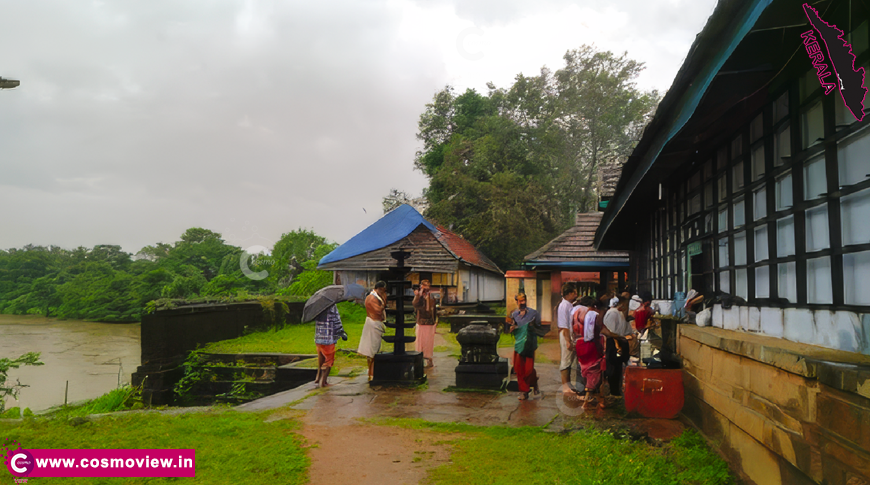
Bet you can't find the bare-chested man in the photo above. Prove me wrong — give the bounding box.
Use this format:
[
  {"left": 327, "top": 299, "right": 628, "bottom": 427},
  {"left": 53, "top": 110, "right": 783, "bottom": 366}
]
[{"left": 357, "top": 281, "right": 388, "bottom": 380}]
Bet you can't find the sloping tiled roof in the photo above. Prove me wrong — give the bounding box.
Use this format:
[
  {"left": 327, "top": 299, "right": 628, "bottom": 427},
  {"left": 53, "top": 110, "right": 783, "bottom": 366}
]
[
  {"left": 434, "top": 226, "right": 502, "bottom": 275},
  {"left": 318, "top": 204, "right": 502, "bottom": 275},
  {"left": 524, "top": 212, "right": 630, "bottom": 265}
]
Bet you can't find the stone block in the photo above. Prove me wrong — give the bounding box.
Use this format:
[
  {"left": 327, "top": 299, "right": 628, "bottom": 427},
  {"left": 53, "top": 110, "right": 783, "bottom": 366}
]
[
  {"left": 746, "top": 357, "right": 815, "bottom": 422},
  {"left": 784, "top": 308, "right": 816, "bottom": 346},
  {"left": 679, "top": 336, "right": 713, "bottom": 380},
  {"left": 728, "top": 421, "right": 784, "bottom": 485},
  {"left": 746, "top": 392, "right": 804, "bottom": 435},
  {"left": 747, "top": 307, "right": 761, "bottom": 332},
  {"left": 723, "top": 306, "right": 740, "bottom": 331},
  {"left": 816, "top": 392, "right": 870, "bottom": 452},
  {"left": 712, "top": 304, "right": 724, "bottom": 328},
  {"left": 763, "top": 420, "right": 799, "bottom": 465},
  {"left": 832, "top": 311, "right": 863, "bottom": 353},
  {"left": 818, "top": 433, "right": 870, "bottom": 483},
  {"left": 711, "top": 347, "right": 749, "bottom": 390},
  {"left": 760, "top": 307, "right": 784, "bottom": 338}
]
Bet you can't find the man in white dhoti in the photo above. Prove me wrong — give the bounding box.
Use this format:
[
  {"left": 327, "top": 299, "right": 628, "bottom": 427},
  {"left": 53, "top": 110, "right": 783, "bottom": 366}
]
[{"left": 358, "top": 281, "right": 388, "bottom": 380}]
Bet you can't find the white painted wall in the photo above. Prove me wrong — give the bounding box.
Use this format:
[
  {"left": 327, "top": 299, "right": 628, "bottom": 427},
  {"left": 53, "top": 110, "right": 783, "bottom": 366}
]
[{"left": 709, "top": 304, "right": 870, "bottom": 355}]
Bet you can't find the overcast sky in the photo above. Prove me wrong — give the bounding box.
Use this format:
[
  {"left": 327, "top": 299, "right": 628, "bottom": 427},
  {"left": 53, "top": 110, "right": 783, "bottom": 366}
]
[{"left": 0, "top": 0, "right": 717, "bottom": 255}]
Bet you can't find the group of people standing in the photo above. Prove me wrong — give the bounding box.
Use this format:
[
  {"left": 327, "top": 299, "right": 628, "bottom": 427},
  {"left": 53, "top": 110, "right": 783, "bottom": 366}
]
[
  {"left": 508, "top": 283, "right": 654, "bottom": 406},
  {"left": 314, "top": 279, "right": 654, "bottom": 401},
  {"left": 314, "top": 279, "right": 439, "bottom": 385}
]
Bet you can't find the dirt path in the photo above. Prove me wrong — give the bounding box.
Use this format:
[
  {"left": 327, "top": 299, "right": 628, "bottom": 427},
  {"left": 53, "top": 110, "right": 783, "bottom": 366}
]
[{"left": 300, "top": 421, "right": 453, "bottom": 485}]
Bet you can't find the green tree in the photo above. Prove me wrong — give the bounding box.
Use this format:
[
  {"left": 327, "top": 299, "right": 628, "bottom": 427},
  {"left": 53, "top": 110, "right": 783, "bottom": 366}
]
[
  {"left": 270, "top": 229, "right": 331, "bottom": 287},
  {"left": 414, "top": 45, "right": 659, "bottom": 269}
]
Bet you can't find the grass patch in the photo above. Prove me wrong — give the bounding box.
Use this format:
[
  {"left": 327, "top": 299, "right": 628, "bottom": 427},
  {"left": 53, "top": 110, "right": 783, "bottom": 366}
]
[
  {"left": 201, "top": 301, "right": 366, "bottom": 354},
  {"left": 0, "top": 409, "right": 308, "bottom": 484},
  {"left": 370, "top": 418, "right": 734, "bottom": 485},
  {"left": 42, "top": 386, "right": 141, "bottom": 419}
]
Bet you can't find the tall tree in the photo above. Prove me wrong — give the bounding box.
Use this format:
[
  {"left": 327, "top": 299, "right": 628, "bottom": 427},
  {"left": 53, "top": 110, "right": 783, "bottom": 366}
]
[{"left": 414, "top": 45, "right": 659, "bottom": 269}]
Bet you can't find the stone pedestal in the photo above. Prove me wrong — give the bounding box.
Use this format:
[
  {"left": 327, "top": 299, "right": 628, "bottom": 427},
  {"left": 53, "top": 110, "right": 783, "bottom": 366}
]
[
  {"left": 453, "top": 323, "right": 508, "bottom": 390},
  {"left": 455, "top": 360, "right": 508, "bottom": 389},
  {"left": 371, "top": 352, "right": 426, "bottom": 386}
]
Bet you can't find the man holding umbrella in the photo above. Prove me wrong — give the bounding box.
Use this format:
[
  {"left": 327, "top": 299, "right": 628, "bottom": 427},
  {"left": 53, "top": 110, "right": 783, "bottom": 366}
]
[{"left": 314, "top": 304, "right": 347, "bottom": 388}]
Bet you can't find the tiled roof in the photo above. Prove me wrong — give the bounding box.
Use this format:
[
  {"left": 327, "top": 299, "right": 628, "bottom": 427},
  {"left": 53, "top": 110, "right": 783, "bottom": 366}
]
[
  {"left": 524, "top": 212, "right": 630, "bottom": 264},
  {"left": 318, "top": 204, "right": 502, "bottom": 275},
  {"left": 434, "top": 226, "right": 503, "bottom": 275}
]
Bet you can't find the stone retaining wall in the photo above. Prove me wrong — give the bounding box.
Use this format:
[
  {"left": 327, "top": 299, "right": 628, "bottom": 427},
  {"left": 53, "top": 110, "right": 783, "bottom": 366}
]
[{"left": 679, "top": 324, "right": 870, "bottom": 485}]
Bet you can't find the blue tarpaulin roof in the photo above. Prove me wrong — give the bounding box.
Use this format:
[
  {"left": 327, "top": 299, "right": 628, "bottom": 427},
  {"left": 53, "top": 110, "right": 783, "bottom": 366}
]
[{"left": 318, "top": 204, "right": 436, "bottom": 266}]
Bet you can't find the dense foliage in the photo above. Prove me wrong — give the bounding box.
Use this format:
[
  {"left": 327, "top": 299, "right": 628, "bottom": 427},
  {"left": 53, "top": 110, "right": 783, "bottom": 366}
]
[
  {"left": 0, "top": 228, "right": 336, "bottom": 322},
  {"left": 411, "top": 45, "right": 660, "bottom": 269}
]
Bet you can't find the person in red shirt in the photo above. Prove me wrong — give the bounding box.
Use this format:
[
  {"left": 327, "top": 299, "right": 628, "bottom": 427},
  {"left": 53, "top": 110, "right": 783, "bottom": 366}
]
[{"left": 633, "top": 295, "right": 653, "bottom": 333}]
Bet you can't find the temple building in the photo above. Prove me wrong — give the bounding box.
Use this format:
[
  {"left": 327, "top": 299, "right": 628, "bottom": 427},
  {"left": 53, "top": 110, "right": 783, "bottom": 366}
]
[
  {"left": 595, "top": 0, "right": 870, "bottom": 483},
  {"left": 317, "top": 204, "right": 504, "bottom": 304}
]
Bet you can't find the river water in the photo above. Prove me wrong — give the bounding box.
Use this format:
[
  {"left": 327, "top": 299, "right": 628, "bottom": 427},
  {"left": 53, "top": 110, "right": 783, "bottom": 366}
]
[{"left": 0, "top": 315, "right": 140, "bottom": 413}]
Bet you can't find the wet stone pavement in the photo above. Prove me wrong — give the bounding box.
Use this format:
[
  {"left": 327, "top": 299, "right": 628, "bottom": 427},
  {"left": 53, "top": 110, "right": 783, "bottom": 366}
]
[{"left": 237, "top": 328, "right": 687, "bottom": 441}]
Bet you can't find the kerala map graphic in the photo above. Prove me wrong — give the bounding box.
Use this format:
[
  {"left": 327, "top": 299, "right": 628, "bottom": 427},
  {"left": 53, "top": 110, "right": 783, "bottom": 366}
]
[{"left": 803, "top": 3, "right": 867, "bottom": 121}]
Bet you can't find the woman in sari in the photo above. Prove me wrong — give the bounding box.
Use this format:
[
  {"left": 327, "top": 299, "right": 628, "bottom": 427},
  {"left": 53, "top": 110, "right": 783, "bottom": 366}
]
[{"left": 575, "top": 298, "right": 626, "bottom": 409}]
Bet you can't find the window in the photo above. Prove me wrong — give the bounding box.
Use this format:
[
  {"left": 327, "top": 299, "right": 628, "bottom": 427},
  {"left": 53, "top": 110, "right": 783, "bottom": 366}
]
[
  {"left": 773, "top": 91, "right": 789, "bottom": 123},
  {"left": 751, "top": 145, "right": 765, "bottom": 181},
  {"left": 852, "top": 20, "right": 869, "bottom": 56},
  {"left": 844, "top": 250, "right": 870, "bottom": 305},
  {"left": 733, "top": 197, "right": 745, "bottom": 228},
  {"left": 775, "top": 172, "right": 793, "bottom": 210},
  {"left": 755, "top": 225, "right": 769, "bottom": 261},
  {"left": 807, "top": 256, "right": 833, "bottom": 304},
  {"left": 754, "top": 187, "right": 767, "bottom": 220},
  {"left": 717, "top": 147, "right": 728, "bottom": 170},
  {"left": 719, "top": 271, "right": 731, "bottom": 294},
  {"left": 778, "top": 262, "right": 797, "bottom": 303},
  {"left": 837, "top": 130, "right": 870, "bottom": 187},
  {"left": 704, "top": 182, "right": 713, "bottom": 208},
  {"left": 802, "top": 101, "right": 824, "bottom": 148},
  {"left": 777, "top": 216, "right": 796, "bottom": 257},
  {"left": 835, "top": 91, "right": 859, "bottom": 127},
  {"left": 731, "top": 135, "right": 742, "bottom": 160},
  {"left": 736, "top": 268, "right": 748, "bottom": 300},
  {"left": 803, "top": 155, "right": 827, "bottom": 200},
  {"left": 704, "top": 213, "right": 713, "bottom": 233},
  {"left": 718, "top": 206, "right": 728, "bottom": 233},
  {"left": 774, "top": 125, "right": 791, "bottom": 167},
  {"left": 756, "top": 265, "right": 770, "bottom": 298},
  {"left": 806, "top": 204, "right": 830, "bottom": 251},
  {"left": 734, "top": 231, "right": 747, "bottom": 266},
  {"left": 717, "top": 174, "right": 727, "bottom": 202},
  {"left": 718, "top": 237, "right": 730, "bottom": 266},
  {"left": 689, "top": 193, "right": 701, "bottom": 215},
  {"left": 841, "top": 188, "right": 870, "bottom": 246},
  {"left": 733, "top": 161, "right": 745, "bottom": 190},
  {"left": 704, "top": 160, "right": 713, "bottom": 181},
  {"left": 689, "top": 171, "right": 701, "bottom": 191},
  {"left": 800, "top": 69, "right": 820, "bottom": 101},
  {"left": 750, "top": 114, "right": 764, "bottom": 143}
]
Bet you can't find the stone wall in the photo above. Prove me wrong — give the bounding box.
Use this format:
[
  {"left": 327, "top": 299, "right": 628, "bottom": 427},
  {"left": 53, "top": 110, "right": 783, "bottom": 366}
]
[
  {"left": 679, "top": 324, "right": 870, "bottom": 485},
  {"left": 132, "top": 301, "right": 305, "bottom": 405}
]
